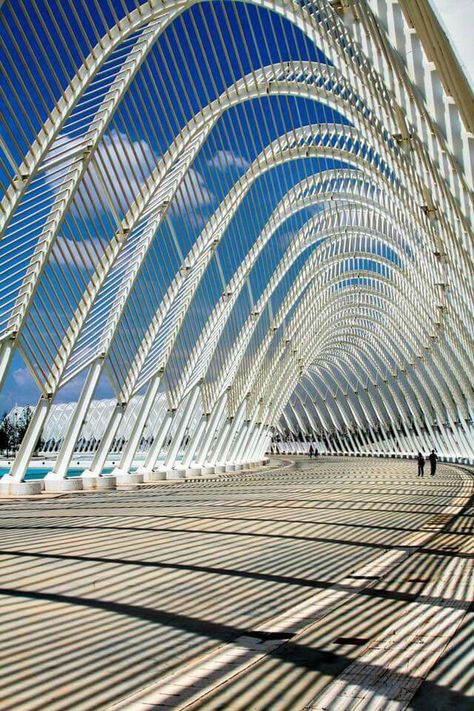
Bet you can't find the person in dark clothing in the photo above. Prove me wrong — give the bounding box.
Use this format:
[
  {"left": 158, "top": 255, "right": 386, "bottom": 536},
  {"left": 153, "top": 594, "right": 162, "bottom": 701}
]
[
  {"left": 429, "top": 450, "right": 437, "bottom": 476},
  {"left": 309, "top": 444, "right": 313, "bottom": 458},
  {"left": 417, "top": 452, "right": 425, "bottom": 477}
]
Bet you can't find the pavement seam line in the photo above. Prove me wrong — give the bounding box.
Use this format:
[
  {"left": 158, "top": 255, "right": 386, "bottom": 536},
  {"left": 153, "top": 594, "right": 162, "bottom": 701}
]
[{"left": 106, "top": 470, "right": 473, "bottom": 711}]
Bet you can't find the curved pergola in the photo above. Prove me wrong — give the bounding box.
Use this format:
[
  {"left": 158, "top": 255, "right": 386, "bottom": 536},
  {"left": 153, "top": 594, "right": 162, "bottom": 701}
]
[{"left": 0, "top": 0, "right": 472, "bottom": 494}]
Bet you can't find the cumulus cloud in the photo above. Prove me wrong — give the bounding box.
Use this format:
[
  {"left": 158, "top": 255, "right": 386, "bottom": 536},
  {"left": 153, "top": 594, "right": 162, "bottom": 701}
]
[
  {"left": 172, "top": 167, "right": 215, "bottom": 224},
  {"left": 51, "top": 235, "right": 99, "bottom": 270},
  {"left": 206, "top": 149, "right": 250, "bottom": 172},
  {"left": 12, "top": 367, "right": 34, "bottom": 389},
  {"left": 44, "top": 129, "right": 156, "bottom": 217},
  {"left": 45, "top": 130, "right": 215, "bottom": 228}
]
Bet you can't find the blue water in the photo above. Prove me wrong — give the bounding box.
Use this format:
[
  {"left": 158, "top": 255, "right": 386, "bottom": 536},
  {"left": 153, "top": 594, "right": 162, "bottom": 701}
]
[{"left": 0, "top": 466, "right": 115, "bottom": 480}]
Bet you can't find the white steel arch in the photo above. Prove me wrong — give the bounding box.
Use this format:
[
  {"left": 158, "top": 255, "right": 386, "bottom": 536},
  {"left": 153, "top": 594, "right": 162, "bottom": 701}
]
[{"left": 0, "top": 0, "right": 472, "bottom": 495}]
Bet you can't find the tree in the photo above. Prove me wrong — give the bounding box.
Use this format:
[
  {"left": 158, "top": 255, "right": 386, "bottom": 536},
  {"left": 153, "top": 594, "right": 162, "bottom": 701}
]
[
  {"left": 14, "top": 406, "right": 32, "bottom": 449},
  {"left": 0, "top": 413, "right": 15, "bottom": 456}
]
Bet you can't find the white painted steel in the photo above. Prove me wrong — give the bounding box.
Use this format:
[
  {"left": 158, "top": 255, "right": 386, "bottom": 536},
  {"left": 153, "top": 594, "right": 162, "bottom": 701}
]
[{"left": 0, "top": 0, "right": 473, "bottom": 492}]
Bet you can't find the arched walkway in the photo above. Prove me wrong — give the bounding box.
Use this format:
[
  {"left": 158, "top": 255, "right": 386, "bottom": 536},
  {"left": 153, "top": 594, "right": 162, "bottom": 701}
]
[{"left": 0, "top": 458, "right": 472, "bottom": 710}]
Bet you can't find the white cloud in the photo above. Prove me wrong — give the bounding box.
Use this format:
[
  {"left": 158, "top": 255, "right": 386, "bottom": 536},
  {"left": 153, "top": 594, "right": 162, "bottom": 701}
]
[
  {"left": 176, "top": 167, "right": 215, "bottom": 208},
  {"left": 45, "top": 130, "right": 214, "bottom": 227},
  {"left": 206, "top": 149, "right": 250, "bottom": 172},
  {"left": 12, "top": 367, "right": 34, "bottom": 389},
  {"left": 51, "top": 235, "right": 99, "bottom": 270},
  {"left": 44, "top": 129, "right": 156, "bottom": 217},
  {"left": 430, "top": 0, "right": 474, "bottom": 86},
  {"left": 172, "top": 167, "right": 215, "bottom": 223}
]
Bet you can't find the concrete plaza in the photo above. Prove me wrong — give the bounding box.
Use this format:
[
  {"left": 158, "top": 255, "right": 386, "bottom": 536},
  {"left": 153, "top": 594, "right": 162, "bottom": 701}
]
[{"left": 0, "top": 458, "right": 472, "bottom": 710}]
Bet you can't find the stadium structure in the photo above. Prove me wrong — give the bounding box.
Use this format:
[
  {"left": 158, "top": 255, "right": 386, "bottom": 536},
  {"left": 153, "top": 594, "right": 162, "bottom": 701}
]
[{"left": 0, "top": 0, "right": 473, "bottom": 494}]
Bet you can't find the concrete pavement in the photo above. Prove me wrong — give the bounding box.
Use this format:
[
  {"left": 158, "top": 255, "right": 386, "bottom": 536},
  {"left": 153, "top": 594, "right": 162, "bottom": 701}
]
[{"left": 0, "top": 458, "right": 472, "bottom": 710}]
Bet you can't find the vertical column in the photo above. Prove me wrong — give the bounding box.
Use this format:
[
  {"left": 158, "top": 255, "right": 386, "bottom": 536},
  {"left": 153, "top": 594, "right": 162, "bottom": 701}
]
[
  {"left": 81, "top": 401, "right": 127, "bottom": 487},
  {"left": 136, "top": 409, "right": 175, "bottom": 480},
  {"left": 195, "top": 393, "right": 228, "bottom": 469},
  {"left": 207, "top": 418, "right": 232, "bottom": 470},
  {"left": 254, "top": 427, "right": 271, "bottom": 461},
  {"left": 216, "top": 399, "right": 247, "bottom": 469},
  {"left": 246, "top": 422, "right": 263, "bottom": 462},
  {"left": 0, "top": 394, "right": 52, "bottom": 495},
  {"left": 230, "top": 419, "right": 250, "bottom": 465},
  {"left": 0, "top": 337, "right": 14, "bottom": 394},
  {"left": 224, "top": 399, "right": 247, "bottom": 468},
  {"left": 179, "top": 414, "right": 208, "bottom": 473},
  {"left": 44, "top": 359, "right": 103, "bottom": 491},
  {"left": 112, "top": 373, "right": 161, "bottom": 483},
  {"left": 163, "top": 387, "right": 200, "bottom": 478},
  {"left": 236, "top": 407, "right": 259, "bottom": 465}
]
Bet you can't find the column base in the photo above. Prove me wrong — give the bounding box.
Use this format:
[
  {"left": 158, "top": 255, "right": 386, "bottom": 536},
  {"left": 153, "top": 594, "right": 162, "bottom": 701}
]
[
  {"left": 43, "top": 475, "right": 83, "bottom": 493},
  {"left": 0, "top": 475, "right": 12, "bottom": 496},
  {"left": 143, "top": 469, "right": 167, "bottom": 482},
  {"left": 113, "top": 469, "right": 144, "bottom": 487},
  {"left": 14, "top": 480, "right": 45, "bottom": 495},
  {"left": 166, "top": 469, "right": 186, "bottom": 480},
  {"left": 185, "top": 466, "right": 202, "bottom": 478},
  {"left": 81, "top": 472, "right": 117, "bottom": 490},
  {"left": 0, "top": 476, "right": 45, "bottom": 496},
  {"left": 202, "top": 465, "right": 217, "bottom": 476}
]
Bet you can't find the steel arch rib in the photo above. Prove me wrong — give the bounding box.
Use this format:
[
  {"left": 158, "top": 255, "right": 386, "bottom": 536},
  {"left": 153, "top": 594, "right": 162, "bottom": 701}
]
[{"left": 1, "top": 0, "right": 472, "bottom": 476}]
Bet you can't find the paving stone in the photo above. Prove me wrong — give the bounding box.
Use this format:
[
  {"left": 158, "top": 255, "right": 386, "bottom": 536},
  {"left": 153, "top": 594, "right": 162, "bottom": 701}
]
[{"left": 0, "top": 458, "right": 471, "bottom": 711}]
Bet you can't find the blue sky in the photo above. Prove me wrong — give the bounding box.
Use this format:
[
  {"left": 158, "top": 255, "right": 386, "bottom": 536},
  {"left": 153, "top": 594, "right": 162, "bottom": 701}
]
[{"left": 0, "top": 0, "right": 470, "bottom": 415}]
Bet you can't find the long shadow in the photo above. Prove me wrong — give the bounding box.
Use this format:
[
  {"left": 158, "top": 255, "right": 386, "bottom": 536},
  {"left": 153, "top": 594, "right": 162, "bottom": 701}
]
[
  {"left": 3, "top": 519, "right": 472, "bottom": 557},
  {"left": 0, "top": 509, "right": 433, "bottom": 536},
  {"left": 0, "top": 586, "right": 471, "bottom": 711},
  {"left": 0, "top": 522, "right": 422, "bottom": 552},
  {"left": 0, "top": 553, "right": 470, "bottom": 613}
]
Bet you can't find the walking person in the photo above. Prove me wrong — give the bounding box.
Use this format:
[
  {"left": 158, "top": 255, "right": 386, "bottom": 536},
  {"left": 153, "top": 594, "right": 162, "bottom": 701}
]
[
  {"left": 417, "top": 452, "right": 425, "bottom": 477},
  {"left": 309, "top": 444, "right": 313, "bottom": 459},
  {"left": 429, "top": 449, "right": 438, "bottom": 476}
]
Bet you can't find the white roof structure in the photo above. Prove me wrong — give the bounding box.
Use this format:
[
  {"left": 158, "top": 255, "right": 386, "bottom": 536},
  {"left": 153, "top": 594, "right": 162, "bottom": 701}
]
[{"left": 0, "top": 0, "right": 473, "bottom": 486}]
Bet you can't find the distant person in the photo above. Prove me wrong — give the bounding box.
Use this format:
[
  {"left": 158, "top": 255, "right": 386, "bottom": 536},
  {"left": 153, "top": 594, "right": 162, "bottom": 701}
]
[
  {"left": 309, "top": 444, "right": 313, "bottom": 458},
  {"left": 429, "top": 450, "right": 438, "bottom": 476},
  {"left": 315, "top": 448, "right": 319, "bottom": 457},
  {"left": 417, "top": 452, "right": 425, "bottom": 477}
]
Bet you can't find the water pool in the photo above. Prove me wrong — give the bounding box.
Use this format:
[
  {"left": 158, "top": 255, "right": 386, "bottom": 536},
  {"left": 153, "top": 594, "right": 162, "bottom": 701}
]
[{"left": 0, "top": 467, "right": 115, "bottom": 480}]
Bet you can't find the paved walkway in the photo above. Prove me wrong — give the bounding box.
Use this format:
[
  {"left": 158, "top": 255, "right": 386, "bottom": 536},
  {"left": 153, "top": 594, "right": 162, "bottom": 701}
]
[{"left": 0, "top": 458, "right": 472, "bottom": 711}]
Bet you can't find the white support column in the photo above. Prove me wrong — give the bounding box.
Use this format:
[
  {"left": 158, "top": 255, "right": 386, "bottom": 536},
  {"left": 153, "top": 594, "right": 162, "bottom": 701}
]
[
  {"left": 208, "top": 418, "right": 232, "bottom": 469},
  {"left": 254, "top": 427, "right": 271, "bottom": 461},
  {"left": 218, "top": 399, "right": 247, "bottom": 468},
  {"left": 0, "top": 337, "right": 14, "bottom": 394},
  {"left": 231, "top": 419, "right": 250, "bottom": 464},
  {"left": 255, "top": 426, "right": 270, "bottom": 462},
  {"left": 136, "top": 409, "right": 174, "bottom": 480},
  {"left": 112, "top": 373, "right": 161, "bottom": 483},
  {"left": 44, "top": 359, "right": 103, "bottom": 491},
  {"left": 163, "top": 386, "right": 200, "bottom": 477},
  {"left": 235, "top": 407, "right": 259, "bottom": 465},
  {"left": 246, "top": 422, "right": 263, "bottom": 463},
  {"left": 179, "top": 414, "right": 208, "bottom": 473},
  {"left": 195, "top": 393, "right": 228, "bottom": 468},
  {"left": 0, "top": 395, "right": 52, "bottom": 495},
  {"left": 237, "top": 420, "right": 255, "bottom": 464},
  {"left": 81, "top": 400, "right": 127, "bottom": 488}
]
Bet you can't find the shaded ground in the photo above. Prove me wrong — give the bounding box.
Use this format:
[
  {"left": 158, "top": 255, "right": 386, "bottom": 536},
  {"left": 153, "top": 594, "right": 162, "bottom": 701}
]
[{"left": 0, "top": 458, "right": 472, "bottom": 710}]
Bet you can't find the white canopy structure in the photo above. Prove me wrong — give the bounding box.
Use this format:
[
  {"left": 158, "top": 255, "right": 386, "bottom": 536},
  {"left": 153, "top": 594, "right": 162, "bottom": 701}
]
[{"left": 0, "top": 0, "right": 473, "bottom": 493}]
